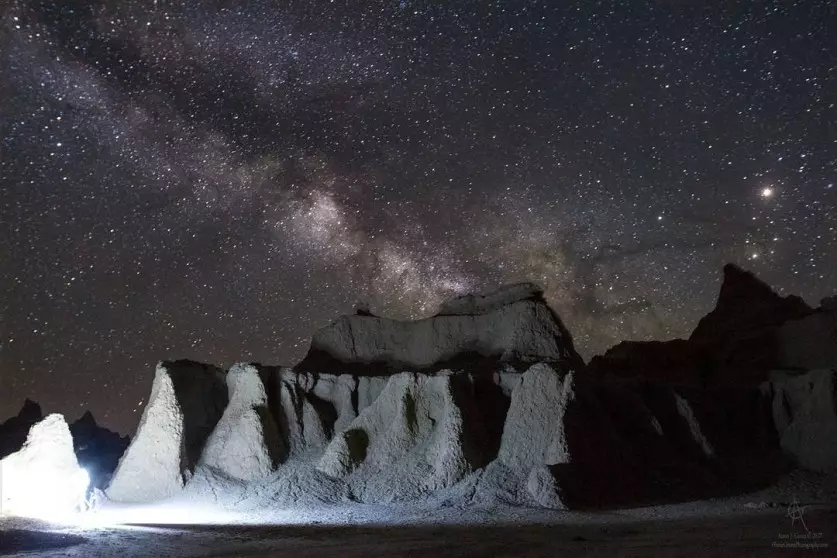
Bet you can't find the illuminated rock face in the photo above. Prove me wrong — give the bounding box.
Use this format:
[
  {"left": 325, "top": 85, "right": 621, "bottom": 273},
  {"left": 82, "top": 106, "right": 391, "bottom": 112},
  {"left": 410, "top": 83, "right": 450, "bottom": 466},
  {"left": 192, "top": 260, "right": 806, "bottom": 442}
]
[
  {"left": 297, "top": 282, "right": 584, "bottom": 373},
  {"left": 199, "top": 364, "right": 281, "bottom": 481},
  {"left": 317, "top": 371, "right": 482, "bottom": 502},
  {"left": 106, "top": 361, "right": 227, "bottom": 503},
  {"left": 0, "top": 414, "right": 89, "bottom": 518}
]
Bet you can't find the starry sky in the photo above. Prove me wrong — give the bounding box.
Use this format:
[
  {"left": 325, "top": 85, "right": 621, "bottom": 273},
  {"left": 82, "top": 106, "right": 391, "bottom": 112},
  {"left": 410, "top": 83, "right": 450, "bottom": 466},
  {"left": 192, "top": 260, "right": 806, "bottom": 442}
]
[{"left": 1, "top": 0, "right": 835, "bottom": 434}]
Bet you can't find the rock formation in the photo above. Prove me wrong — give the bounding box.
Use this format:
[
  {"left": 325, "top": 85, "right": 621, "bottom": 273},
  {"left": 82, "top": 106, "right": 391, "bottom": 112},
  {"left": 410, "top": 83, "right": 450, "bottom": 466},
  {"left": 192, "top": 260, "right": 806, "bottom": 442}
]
[
  {"left": 0, "top": 399, "right": 44, "bottom": 459},
  {"left": 106, "top": 360, "right": 227, "bottom": 502},
  {"left": 0, "top": 414, "right": 89, "bottom": 518},
  {"left": 764, "top": 369, "right": 837, "bottom": 472},
  {"left": 317, "top": 371, "right": 483, "bottom": 502},
  {"left": 590, "top": 264, "right": 818, "bottom": 387},
  {"left": 199, "top": 363, "right": 282, "bottom": 481},
  {"left": 296, "top": 282, "right": 584, "bottom": 374},
  {"left": 69, "top": 411, "right": 130, "bottom": 490},
  {"left": 778, "top": 305, "right": 837, "bottom": 370},
  {"left": 95, "top": 273, "right": 835, "bottom": 512}
]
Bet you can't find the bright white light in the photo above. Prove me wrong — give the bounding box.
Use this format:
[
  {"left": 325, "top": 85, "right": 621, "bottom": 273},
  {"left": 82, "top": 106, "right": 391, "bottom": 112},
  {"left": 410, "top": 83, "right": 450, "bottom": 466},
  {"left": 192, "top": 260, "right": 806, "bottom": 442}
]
[
  {"left": 761, "top": 187, "right": 774, "bottom": 199},
  {"left": 1, "top": 466, "right": 90, "bottom": 522}
]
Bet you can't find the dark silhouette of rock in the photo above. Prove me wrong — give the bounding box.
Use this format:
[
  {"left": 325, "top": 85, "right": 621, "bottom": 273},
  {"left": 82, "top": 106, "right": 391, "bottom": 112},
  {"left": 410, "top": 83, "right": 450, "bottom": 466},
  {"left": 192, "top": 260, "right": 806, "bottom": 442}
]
[
  {"left": 0, "top": 399, "right": 44, "bottom": 459},
  {"left": 690, "top": 264, "right": 813, "bottom": 346},
  {"left": 587, "top": 339, "right": 701, "bottom": 385},
  {"left": 590, "top": 264, "right": 816, "bottom": 387},
  {"left": 69, "top": 411, "right": 130, "bottom": 490},
  {"left": 687, "top": 264, "right": 813, "bottom": 385}
]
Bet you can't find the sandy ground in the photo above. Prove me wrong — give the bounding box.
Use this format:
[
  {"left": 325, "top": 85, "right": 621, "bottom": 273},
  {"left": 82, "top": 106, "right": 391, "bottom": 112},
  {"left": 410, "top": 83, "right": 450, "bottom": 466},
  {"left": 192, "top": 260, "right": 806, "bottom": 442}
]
[{"left": 2, "top": 498, "right": 836, "bottom": 558}]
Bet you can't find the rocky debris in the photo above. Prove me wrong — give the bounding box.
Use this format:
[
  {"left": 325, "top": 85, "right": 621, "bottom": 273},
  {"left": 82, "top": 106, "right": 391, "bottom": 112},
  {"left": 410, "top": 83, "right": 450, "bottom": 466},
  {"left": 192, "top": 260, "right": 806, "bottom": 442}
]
[
  {"left": 106, "top": 360, "right": 227, "bottom": 502},
  {"left": 297, "top": 282, "right": 584, "bottom": 374},
  {"left": 778, "top": 309, "right": 837, "bottom": 371},
  {"left": 317, "top": 371, "right": 483, "bottom": 502},
  {"left": 0, "top": 399, "right": 43, "bottom": 459},
  {"left": 69, "top": 411, "right": 130, "bottom": 490},
  {"left": 199, "top": 364, "right": 282, "bottom": 481},
  {"left": 0, "top": 414, "right": 89, "bottom": 518},
  {"left": 764, "top": 369, "right": 837, "bottom": 472}
]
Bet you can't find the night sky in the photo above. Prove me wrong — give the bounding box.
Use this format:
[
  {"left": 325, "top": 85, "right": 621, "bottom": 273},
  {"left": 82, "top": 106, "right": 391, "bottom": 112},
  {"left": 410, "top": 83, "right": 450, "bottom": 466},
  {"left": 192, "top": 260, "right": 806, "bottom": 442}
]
[{"left": 1, "top": 1, "right": 835, "bottom": 434}]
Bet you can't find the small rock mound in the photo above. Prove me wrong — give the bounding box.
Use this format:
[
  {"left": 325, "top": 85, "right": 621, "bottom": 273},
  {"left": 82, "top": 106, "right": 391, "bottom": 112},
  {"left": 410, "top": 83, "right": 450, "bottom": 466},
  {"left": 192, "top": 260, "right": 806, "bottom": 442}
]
[{"left": 0, "top": 414, "right": 89, "bottom": 518}]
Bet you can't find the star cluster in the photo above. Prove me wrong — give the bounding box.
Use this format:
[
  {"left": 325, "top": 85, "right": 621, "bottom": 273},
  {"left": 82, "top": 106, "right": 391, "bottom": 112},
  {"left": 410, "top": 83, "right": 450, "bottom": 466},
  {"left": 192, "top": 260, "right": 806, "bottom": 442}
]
[{"left": 1, "top": 0, "right": 835, "bottom": 432}]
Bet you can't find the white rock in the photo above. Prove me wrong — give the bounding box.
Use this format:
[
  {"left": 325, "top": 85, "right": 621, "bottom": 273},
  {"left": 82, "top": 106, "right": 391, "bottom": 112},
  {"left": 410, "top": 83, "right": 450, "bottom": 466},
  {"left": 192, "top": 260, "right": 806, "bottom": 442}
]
[
  {"left": 497, "top": 363, "right": 575, "bottom": 468},
  {"left": 302, "top": 283, "right": 582, "bottom": 373},
  {"left": 317, "top": 371, "right": 479, "bottom": 502},
  {"left": 307, "top": 297, "right": 580, "bottom": 370},
  {"left": 0, "top": 414, "right": 89, "bottom": 518},
  {"left": 526, "top": 465, "right": 566, "bottom": 509},
  {"left": 107, "top": 361, "right": 227, "bottom": 502},
  {"left": 199, "top": 364, "right": 281, "bottom": 481},
  {"left": 766, "top": 369, "right": 837, "bottom": 472}
]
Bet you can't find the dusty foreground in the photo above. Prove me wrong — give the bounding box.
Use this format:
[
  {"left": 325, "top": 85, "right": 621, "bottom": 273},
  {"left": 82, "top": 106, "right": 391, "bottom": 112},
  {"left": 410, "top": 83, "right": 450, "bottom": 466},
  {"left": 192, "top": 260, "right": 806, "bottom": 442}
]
[{"left": 1, "top": 500, "right": 836, "bottom": 558}]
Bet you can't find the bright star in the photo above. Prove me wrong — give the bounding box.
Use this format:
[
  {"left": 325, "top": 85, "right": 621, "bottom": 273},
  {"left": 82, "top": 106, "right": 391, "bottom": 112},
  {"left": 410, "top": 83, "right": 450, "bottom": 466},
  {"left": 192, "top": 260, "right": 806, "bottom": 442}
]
[{"left": 761, "top": 187, "right": 774, "bottom": 199}]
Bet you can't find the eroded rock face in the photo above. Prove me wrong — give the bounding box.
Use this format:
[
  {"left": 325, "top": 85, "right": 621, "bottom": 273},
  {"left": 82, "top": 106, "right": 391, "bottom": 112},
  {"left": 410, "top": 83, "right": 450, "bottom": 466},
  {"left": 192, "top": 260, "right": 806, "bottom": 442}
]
[
  {"left": 106, "top": 361, "right": 227, "bottom": 502},
  {"left": 199, "top": 364, "right": 282, "bottom": 481},
  {"left": 317, "top": 371, "right": 483, "bottom": 502},
  {"left": 0, "top": 414, "right": 89, "bottom": 518},
  {"left": 297, "top": 283, "right": 583, "bottom": 374},
  {"left": 765, "top": 369, "right": 837, "bottom": 472}
]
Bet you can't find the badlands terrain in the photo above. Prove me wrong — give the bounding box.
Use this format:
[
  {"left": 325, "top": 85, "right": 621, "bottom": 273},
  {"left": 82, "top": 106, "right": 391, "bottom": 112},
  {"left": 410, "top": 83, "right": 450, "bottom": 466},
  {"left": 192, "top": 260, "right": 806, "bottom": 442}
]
[{"left": 1, "top": 264, "right": 836, "bottom": 556}]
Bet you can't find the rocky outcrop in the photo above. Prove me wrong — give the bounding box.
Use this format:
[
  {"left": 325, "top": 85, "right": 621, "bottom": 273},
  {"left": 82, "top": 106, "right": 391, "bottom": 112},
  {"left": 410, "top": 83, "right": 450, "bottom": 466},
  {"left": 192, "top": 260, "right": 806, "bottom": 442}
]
[
  {"left": 69, "top": 411, "right": 130, "bottom": 490},
  {"left": 0, "top": 414, "right": 90, "bottom": 518},
  {"left": 106, "top": 360, "right": 227, "bottom": 502},
  {"left": 778, "top": 307, "right": 837, "bottom": 371},
  {"left": 473, "top": 363, "right": 783, "bottom": 510},
  {"left": 102, "top": 278, "right": 820, "bottom": 512},
  {"left": 317, "top": 371, "right": 483, "bottom": 502},
  {"left": 297, "top": 282, "right": 583, "bottom": 374},
  {"left": 0, "top": 399, "right": 44, "bottom": 459},
  {"left": 591, "top": 265, "right": 820, "bottom": 387},
  {"left": 690, "top": 264, "right": 813, "bottom": 347},
  {"left": 763, "top": 369, "right": 837, "bottom": 472},
  {"left": 199, "top": 364, "right": 282, "bottom": 481}
]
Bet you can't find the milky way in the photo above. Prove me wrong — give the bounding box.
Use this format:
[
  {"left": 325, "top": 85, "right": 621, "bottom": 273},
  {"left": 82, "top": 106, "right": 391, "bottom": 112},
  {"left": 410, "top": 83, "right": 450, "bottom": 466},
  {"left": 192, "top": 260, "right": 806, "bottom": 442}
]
[{"left": 1, "top": 1, "right": 835, "bottom": 432}]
